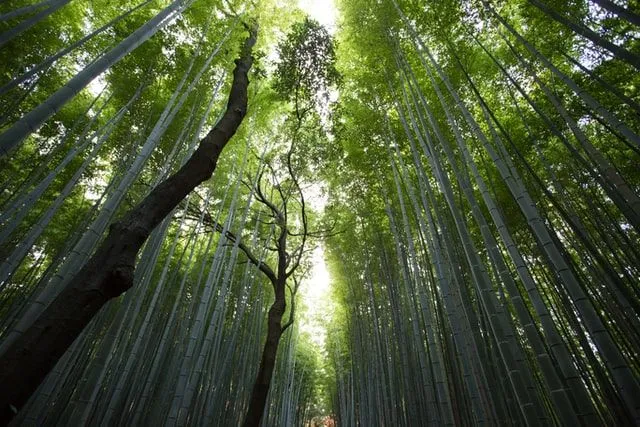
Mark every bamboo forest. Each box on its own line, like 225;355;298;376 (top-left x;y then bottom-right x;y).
1;0;640;425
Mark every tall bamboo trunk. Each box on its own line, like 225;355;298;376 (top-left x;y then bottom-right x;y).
0;0;187;157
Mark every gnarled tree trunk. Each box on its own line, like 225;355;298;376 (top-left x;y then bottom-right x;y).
243;287;286;427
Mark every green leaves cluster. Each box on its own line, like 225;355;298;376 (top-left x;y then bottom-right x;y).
273;17;340;111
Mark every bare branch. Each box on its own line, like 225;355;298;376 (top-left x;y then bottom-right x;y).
284;140;309;279
254;169;285;226
281;276;302;333
208;220;278;284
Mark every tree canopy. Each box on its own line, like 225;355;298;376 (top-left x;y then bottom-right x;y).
0;0;639;425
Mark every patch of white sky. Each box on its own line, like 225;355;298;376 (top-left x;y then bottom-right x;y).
298;0;337;34
296;0;337;349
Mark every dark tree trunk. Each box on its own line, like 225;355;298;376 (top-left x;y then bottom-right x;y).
0;27;257;425
243;286;286;427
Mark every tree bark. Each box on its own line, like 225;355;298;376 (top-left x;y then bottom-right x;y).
0;26;257;425
243;287;286;427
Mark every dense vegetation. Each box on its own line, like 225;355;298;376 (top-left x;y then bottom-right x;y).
0;0;638;425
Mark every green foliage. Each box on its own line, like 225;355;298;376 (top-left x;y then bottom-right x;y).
273;17;340;110
2;0;640;424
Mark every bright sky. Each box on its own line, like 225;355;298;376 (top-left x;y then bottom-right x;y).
300;246;332;348
298;0;337;33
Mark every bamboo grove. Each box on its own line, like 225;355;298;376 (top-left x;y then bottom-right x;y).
0;0;639;426
327;0;640;425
